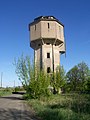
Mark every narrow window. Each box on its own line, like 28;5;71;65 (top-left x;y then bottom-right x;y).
48;23;50;29
35;25;36;30
47;67;51;73
46;43;50;45
38;44;41;46
47;53;50;58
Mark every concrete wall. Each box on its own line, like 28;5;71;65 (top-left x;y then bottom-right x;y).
34;42;60;72
30;22;41;41
30;20;64;43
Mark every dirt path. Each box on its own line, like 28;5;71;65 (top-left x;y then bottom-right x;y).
0;94;38;120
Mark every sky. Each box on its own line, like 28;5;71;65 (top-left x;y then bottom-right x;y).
0;0;90;87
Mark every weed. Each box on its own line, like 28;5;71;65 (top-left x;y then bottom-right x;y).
27;94;90;120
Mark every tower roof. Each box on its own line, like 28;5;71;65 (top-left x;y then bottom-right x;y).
29;16;64;27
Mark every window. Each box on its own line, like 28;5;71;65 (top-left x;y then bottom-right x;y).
48;23;50;29
47;67;51;73
38;44;41;46
46;43;50;45
35;25;36;30
47;53;50;58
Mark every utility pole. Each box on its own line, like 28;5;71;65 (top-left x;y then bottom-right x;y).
1;72;3;88
14;80;15;92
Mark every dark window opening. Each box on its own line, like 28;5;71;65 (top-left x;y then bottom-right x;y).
38;44;41;46
47;53;50;58
47;67;51;73
46;43;50;45
48;23;50;29
35;25;36;30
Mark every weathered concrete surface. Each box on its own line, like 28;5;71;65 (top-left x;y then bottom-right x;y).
0;94;38;120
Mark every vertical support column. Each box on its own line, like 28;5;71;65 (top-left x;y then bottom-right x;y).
52;44;54;73
34;49;37;70
41;39;44;71
41;39;45;70
40;45;42;70
34;50;35;66
34;50;35;67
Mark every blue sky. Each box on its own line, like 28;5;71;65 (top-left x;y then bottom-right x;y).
0;0;90;87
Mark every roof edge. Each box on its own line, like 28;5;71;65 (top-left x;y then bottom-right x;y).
29;16;64;27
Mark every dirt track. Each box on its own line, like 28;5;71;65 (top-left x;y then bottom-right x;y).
0;94;37;120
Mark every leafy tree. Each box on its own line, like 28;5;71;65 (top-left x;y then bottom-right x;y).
66;66;80;91
14;55;34;90
28;71;51;99
77;62;89;91
66;62;90;92
84;72;90;93
14;55;51;99
52;66;66;94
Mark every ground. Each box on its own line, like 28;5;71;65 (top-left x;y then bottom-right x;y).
0;94;39;120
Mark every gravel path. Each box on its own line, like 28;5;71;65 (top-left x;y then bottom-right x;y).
0;94;38;120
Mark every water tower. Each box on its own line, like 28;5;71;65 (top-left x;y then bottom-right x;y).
29;16;65;73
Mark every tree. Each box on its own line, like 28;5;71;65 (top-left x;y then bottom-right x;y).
52;66;66;94
66;62;90;92
28;71;51;98
14;55;51;99
66;66;79;91
77;62;89;91
83;70;90;93
14;55;34;90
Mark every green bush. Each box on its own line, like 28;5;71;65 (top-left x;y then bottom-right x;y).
27;71;51;99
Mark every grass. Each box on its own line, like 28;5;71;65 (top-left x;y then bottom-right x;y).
27;93;90;120
0;88;12;97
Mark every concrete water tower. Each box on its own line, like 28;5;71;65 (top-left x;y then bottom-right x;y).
29;16;65;73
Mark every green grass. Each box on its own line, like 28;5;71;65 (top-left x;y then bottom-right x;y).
27;94;90;120
0;89;12;97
